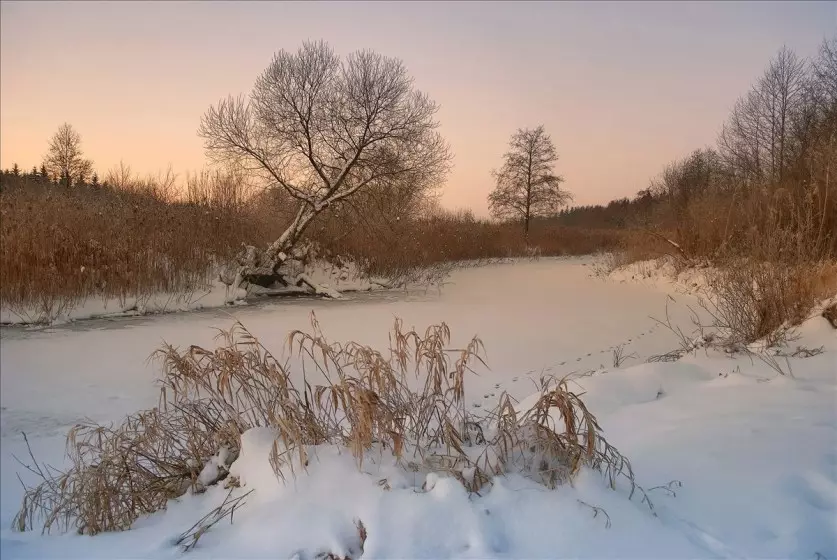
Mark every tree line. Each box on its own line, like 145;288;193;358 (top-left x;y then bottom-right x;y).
4;36;834;269
549;36;836;258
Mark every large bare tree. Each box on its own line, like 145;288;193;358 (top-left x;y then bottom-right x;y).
43;123;93;187
488;126;572;235
199;40;450;296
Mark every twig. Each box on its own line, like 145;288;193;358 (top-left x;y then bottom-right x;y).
174;488;253;552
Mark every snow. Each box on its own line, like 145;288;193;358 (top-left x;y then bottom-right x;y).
1;256;835;559
197;446;236;487
607;255;712;296
0;257;385;325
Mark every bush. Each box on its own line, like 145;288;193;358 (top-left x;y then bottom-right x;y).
14;317;652;535
703;261;837;347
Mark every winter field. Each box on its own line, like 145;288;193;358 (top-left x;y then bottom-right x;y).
1;256;835;559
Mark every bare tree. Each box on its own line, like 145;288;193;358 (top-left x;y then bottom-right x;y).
488;125;572;236
649;148;722;211
719;47;807;185
762;47;807;182
199;40;451;296
719;90;765;184
812;36;837;113
43;123;93;188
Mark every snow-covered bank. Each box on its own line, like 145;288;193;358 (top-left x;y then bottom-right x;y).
1;257;835;559
605;255;712;296
0;258;385;326
0;255;515;327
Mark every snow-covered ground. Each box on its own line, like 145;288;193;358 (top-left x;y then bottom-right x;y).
1;256;835;559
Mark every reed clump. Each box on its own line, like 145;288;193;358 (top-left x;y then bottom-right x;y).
14;316;651;536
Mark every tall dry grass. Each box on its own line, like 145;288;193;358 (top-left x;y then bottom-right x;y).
0;175;271;319
1;172;624;319
610;184;837;346
314;207;626;280
701;261;837;347
14;317;652;536
604;39;837;347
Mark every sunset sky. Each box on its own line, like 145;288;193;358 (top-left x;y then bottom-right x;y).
1;1;835;214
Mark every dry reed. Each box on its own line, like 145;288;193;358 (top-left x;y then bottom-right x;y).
1;171;627;322
14;316;653;536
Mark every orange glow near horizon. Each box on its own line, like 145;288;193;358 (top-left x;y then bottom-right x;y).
2;1;834;215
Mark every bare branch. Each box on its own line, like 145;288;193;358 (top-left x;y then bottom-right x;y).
199;41;452;263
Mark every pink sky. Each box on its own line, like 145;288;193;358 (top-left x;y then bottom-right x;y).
1;1;834;214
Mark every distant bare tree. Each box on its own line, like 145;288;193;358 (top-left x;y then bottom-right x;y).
719;90;765;184
199;40;451;296
649;148;723;214
763;47;807;182
812;36;837;110
488;125;572;236
719;47;807;184
43;123;93;187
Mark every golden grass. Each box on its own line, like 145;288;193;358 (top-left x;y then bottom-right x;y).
605;179;837;346
0;177;271;319
702;261;837;347
14;316;652;535
1;175;625;319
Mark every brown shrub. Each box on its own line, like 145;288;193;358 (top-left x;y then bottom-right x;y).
14;317;652;535
703;261;837;346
